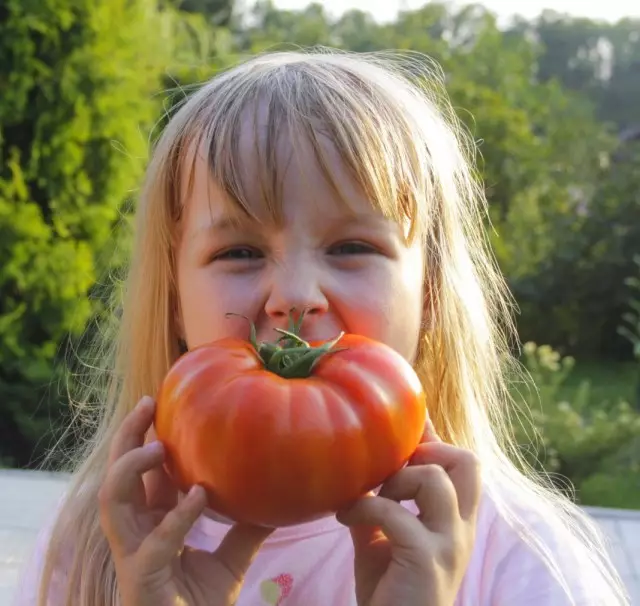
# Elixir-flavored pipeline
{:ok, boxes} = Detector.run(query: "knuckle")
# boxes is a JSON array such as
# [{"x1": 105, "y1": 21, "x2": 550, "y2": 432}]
[
  {"x1": 373, "y1": 496, "x2": 400, "y2": 524},
  {"x1": 460, "y1": 449, "x2": 481, "y2": 473},
  {"x1": 420, "y1": 463, "x2": 448, "y2": 484}
]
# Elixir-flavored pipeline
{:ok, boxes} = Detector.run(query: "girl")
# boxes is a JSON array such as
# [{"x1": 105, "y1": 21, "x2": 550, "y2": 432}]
[{"x1": 14, "y1": 49, "x2": 629, "y2": 605}]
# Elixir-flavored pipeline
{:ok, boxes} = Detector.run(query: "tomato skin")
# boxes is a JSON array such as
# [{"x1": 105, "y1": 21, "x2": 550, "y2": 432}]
[{"x1": 155, "y1": 333, "x2": 427, "y2": 527}]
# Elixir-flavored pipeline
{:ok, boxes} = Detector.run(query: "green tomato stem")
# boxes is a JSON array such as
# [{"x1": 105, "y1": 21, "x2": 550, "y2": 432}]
[{"x1": 226, "y1": 308, "x2": 344, "y2": 378}]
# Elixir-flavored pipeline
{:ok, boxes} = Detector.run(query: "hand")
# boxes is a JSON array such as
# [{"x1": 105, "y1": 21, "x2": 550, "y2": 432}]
[
  {"x1": 98, "y1": 396, "x2": 273, "y2": 606},
  {"x1": 336, "y1": 419, "x2": 481, "y2": 606}
]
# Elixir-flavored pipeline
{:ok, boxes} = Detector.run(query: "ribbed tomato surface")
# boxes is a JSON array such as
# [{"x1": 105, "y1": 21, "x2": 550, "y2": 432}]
[{"x1": 155, "y1": 333, "x2": 426, "y2": 527}]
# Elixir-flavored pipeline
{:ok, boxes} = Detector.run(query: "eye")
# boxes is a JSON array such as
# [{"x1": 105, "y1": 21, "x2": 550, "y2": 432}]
[
  {"x1": 211, "y1": 247, "x2": 264, "y2": 261},
  {"x1": 328, "y1": 241, "x2": 377, "y2": 255}
]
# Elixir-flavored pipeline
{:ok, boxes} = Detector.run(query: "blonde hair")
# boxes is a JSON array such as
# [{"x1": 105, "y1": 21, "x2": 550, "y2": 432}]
[{"x1": 37, "y1": 49, "x2": 629, "y2": 604}]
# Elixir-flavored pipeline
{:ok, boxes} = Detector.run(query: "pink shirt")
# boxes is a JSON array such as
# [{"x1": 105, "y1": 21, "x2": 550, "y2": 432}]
[{"x1": 12, "y1": 489, "x2": 618, "y2": 605}]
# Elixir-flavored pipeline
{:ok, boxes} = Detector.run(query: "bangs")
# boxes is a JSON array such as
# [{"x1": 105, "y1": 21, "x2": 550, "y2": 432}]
[{"x1": 174, "y1": 56, "x2": 432, "y2": 240}]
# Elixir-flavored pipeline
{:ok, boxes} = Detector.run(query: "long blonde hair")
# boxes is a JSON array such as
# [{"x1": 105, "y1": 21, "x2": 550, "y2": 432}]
[{"x1": 37, "y1": 49, "x2": 629, "y2": 604}]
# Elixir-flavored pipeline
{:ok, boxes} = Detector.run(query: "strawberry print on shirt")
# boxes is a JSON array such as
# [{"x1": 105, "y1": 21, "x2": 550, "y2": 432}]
[{"x1": 260, "y1": 573, "x2": 294, "y2": 605}]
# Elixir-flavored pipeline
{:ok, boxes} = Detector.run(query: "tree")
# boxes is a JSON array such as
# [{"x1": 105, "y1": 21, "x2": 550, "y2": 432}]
[
  {"x1": 0, "y1": 0, "x2": 172, "y2": 467},
  {"x1": 172, "y1": 0, "x2": 235, "y2": 26},
  {"x1": 509, "y1": 11, "x2": 640, "y2": 129},
  {"x1": 239, "y1": 1, "x2": 335, "y2": 52}
]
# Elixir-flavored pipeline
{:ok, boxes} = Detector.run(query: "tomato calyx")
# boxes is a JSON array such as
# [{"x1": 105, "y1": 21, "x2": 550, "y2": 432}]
[{"x1": 226, "y1": 309, "x2": 344, "y2": 379}]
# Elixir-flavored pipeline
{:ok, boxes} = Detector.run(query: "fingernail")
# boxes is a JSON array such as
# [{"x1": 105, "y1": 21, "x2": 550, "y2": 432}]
[
  {"x1": 144, "y1": 440, "x2": 163, "y2": 455},
  {"x1": 137, "y1": 396, "x2": 154, "y2": 412}
]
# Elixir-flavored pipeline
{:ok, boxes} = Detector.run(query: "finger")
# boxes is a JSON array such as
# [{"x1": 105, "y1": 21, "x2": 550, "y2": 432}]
[
  {"x1": 105, "y1": 441, "x2": 165, "y2": 504},
  {"x1": 144, "y1": 423, "x2": 158, "y2": 444},
  {"x1": 213, "y1": 524, "x2": 275, "y2": 582},
  {"x1": 344, "y1": 522, "x2": 390, "y2": 590},
  {"x1": 378, "y1": 465, "x2": 457, "y2": 533},
  {"x1": 346, "y1": 522, "x2": 386, "y2": 552},
  {"x1": 107, "y1": 396, "x2": 155, "y2": 467},
  {"x1": 420, "y1": 412, "x2": 442, "y2": 444},
  {"x1": 179, "y1": 522, "x2": 275, "y2": 603},
  {"x1": 409, "y1": 443, "x2": 481, "y2": 521},
  {"x1": 138, "y1": 484, "x2": 208, "y2": 572},
  {"x1": 143, "y1": 423, "x2": 179, "y2": 511},
  {"x1": 337, "y1": 495, "x2": 429, "y2": 554},
  {"x1": 144, "y1": 463, "x2": 179, "y2": 511},
  {"x1": 334, "y1": 490, "x2": 384, "y2": 551},
  {"x1": 99, "y1": 441, "x2": 165, "y2": 553}
]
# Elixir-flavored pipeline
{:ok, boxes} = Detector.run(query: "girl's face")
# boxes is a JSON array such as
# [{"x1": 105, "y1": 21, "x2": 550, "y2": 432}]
[{"x1": 175, "y1": 129, "x2": 426, "y2": 365}]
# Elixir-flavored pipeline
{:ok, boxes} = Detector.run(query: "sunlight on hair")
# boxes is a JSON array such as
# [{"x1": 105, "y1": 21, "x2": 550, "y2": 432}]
[{"x1": 35, "y1": 48, "x2": 629, "y2": 605}]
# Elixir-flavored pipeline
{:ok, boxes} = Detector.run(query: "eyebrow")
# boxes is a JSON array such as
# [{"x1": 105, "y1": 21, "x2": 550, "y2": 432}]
[
  {"x1": 326, "y1": 212, "x2": 395, "y2": 231},
  {"x1": 192, "y1": 210, "x2": 393, "y2": 240},
  {"x1": 192, "y1": 215, "x2": 258, "y2": 238}
]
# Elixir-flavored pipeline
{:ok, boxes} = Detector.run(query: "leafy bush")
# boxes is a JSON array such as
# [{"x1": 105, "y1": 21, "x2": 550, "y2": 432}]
[
  {"x1": 514, "y1": 342, "x2": 640, "y2": 508},
  {"x1": 0, "y1": 0, "x2": 172, "y2": 467},
  {"x1": 618, "y1": 254, "x2": 640, "y2": 410}
]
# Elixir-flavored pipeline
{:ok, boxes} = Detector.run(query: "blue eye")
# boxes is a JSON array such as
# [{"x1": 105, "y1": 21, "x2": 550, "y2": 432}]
[
  {"x1": 213, "y1": 247, "x2": 263, "y2": 261},
  {"x1": 329, "y1": 242, "x2": 376, "y2": 255}
]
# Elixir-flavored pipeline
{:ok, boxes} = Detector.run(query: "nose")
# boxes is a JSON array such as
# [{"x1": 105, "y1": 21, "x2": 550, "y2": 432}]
[{"x1": 264, "y1": 261, "x2": 329, "y2": 321}]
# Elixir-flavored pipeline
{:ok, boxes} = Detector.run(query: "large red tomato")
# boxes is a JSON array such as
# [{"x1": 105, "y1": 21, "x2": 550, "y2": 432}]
[{"x1": 155, "y1": 319, "x2": 427, "y2": 527}]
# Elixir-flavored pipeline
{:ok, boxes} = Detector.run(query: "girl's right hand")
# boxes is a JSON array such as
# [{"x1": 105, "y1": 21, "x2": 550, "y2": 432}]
[{"x1": 98, "y1": 396, "x2": 273, "y2": 606}]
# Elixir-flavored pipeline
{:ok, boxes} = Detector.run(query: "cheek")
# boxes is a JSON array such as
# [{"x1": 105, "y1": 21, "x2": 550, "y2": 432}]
[
  {"x1": 177, "y1": 268, "x2": 262, "y2": 346},
  {"x1": 383, "y1": 278, "x2": 424, "y2": 363},
  {"x1": 384, "y1": 249, "x2": 426, "y2": 361},
  {"x1": 335, "y1": 264, "x2": 424, "y2": 362}
]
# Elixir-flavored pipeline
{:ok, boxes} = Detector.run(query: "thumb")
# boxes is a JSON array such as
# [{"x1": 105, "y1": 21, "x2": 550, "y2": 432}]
[
  {"x1": 143, "y1": 423, "x2": 178, "y2": 511},
  {"x1": 347, "y1": 523, "x2": 386, "y2": 556},
  {"x1": 337, "y1": 497, "x2": 389, "y2": 586},
  {"x1": 337, "y1": 493, "x2": 386, "y2": 554}
]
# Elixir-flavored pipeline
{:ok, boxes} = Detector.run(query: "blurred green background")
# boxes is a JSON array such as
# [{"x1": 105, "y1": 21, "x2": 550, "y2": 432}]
[{"x1": 1, "y1": 0, "x2": 639, "y2": 508}]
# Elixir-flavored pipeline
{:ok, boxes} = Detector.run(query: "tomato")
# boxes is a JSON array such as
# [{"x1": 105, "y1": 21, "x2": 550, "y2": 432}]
[{"x1": 155, "y1": 316, "x2": 427, "y2": 527}]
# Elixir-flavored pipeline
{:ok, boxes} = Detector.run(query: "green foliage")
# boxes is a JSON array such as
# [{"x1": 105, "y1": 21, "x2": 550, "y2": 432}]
[
  {"x1": 618, "y1": 255, "x2": 640, "y2": 360},
  {"x1": 618, "y1": 255, "x2": 640, "y2": 409},
  {"x1": 515, "y1": 11, "x2": 640, "y2": 128},
  {"x1": 515, "y1": 343, "x2": 640, "y2": 508},
  {"x1": 0, "y1": 0, "x2": 173, "y2": 466},
  {"x1": 236, "y1": 1, "x2": 640, "y2": 357},
  {"x1": 173, "y1": 0, "x2": 234, "y2": 26},
  {"x1": 1, "y1": 0, "x2": 640, "y2": 517},
  {"x1": 239, "y1": 1, "x2": 336, "y2": 52},
  {"x1": 438, "y1": 10, "x2": 638, "y2": 356},
  {"x1": 579, "y1": 471, "x2": 640, "y2": 509}
]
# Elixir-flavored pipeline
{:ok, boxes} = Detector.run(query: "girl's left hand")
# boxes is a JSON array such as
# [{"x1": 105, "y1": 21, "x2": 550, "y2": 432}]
[{"x1": 336, "y1": 423, "x2": 481, "y2": 606}]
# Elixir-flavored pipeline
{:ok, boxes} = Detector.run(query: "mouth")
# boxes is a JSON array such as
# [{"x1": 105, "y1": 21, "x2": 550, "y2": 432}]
[
  {"x1": 254, "y1": 328, "x2": 346, "y2": 379},
  {"x1": 225, "y1": 310, "x2": 343, "y2": 348},
  {"x1": 259, "y1": 328, "x2": 343, "y2": 347}
]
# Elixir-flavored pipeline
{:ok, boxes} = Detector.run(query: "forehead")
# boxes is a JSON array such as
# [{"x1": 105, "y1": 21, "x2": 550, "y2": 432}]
[{"x1": 179, "y1": 108, "x2": 385, "y2": 227}]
